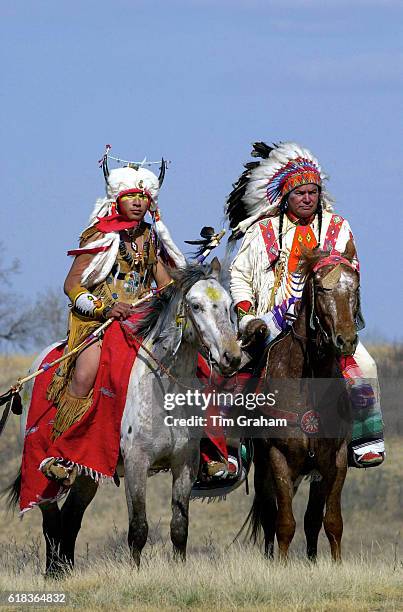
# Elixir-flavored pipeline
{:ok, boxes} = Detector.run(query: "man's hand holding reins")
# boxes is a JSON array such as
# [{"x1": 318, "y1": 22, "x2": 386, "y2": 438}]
[{"x1": 241, "y1": 318, "x2": 269, "y2": 349}]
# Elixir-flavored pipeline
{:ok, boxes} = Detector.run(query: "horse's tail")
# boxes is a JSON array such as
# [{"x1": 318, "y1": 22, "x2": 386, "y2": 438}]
[
  {"x1": 233, "y1": 492, "x2": 265, "y2": 544},
  {"x1": 2, "y1": 466, "x2": 22, "y2": 512},
  {"x1": 248, "y1": 492, "x2": 266, "y2": 544}
]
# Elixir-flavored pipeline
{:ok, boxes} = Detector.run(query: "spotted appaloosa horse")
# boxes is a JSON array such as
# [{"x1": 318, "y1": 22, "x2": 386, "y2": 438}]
[
  {"x1": 248, "y1": 241, "x2": 359, "y2": 562},
  {"x1": 8, "y1": 258, "x2": 241, "y2": 576}
]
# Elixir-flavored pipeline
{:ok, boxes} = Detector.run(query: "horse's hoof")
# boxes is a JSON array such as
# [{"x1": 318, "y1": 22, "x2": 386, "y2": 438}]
[{"x1": 44, "y1": 567, "x2": 68, "y2": 581}]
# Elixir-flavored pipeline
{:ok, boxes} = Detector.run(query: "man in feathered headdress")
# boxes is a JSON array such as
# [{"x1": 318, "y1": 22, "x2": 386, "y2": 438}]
[
  {"x1": 226, "y1": 142, "x2": 384, "y2": 468},
  {"x1": 41, "y1": 152, "x2": 185, "y2": 483}
]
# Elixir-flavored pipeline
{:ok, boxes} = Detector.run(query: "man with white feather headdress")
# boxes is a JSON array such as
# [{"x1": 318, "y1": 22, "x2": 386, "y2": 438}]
[{"x1": 226, "y1": 141, "x2": 384, "y2": 468}]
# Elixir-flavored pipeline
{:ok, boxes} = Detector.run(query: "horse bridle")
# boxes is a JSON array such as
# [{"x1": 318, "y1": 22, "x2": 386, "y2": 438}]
[
  {"x1": 183, "y1": 300, "x2": 216, "y2": 374},
  {"x1": 131, "y1": 284, "x2": 219, "y2": 389},
  {"x1": 308, "y1": 277, "x2": 330, "y2": 344},
  {"x1": 300, "y1": 260, "x2": 364, "y2": 346}
]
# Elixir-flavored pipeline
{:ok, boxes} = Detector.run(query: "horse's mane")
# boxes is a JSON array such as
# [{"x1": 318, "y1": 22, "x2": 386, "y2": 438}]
[
  {"x1": 133, "y1": 283, "x2": 178, "y2": 341},
  {"x1": 132, "y1": 262, "x2": 223, "y2": 346}
]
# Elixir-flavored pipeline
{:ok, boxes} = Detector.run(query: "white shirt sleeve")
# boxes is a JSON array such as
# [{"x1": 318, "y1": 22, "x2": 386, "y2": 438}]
[{"x1": 229, "y1": 226, "x2": 257, "y2": 307}]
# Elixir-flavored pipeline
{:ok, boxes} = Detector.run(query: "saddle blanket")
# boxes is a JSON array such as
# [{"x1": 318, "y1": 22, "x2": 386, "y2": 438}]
[{"x1": 20, "y1": 317, "x2": 142, "y2": 514}]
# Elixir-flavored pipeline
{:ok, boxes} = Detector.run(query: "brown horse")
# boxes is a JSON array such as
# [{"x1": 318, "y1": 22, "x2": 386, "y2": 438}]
[{"x1": 247, "y1": 241, "x2": 360, "y2": 562}]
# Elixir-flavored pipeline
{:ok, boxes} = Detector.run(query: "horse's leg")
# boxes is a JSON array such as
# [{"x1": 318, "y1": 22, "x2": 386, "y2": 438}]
[
  {"x1": 254, "y1": 444, "x2": 277, "y2": 559},
  {"x1": 170, "y1": 444, "x2": 199, "y2": 561},
  {"x1": 270, "y1": 446, "x2": 295, "y2": 561},
  {"x1": 59, "y1": 474, "x2": 98, "y2": 570},
  {"x1": 323, "y1": 442, "x2": 348, "y2": 562},
  {"x1": 40, "y1": 502, "x2": 62, "y2": 578},
  {"x1": 262, "y1": 488, "x2": 277, "y2": 559},
  {"x1": 124, "y1": 449, "x2": 149, "y2": 568},
  {"x1": 304, "y1": 480, "x2": 326, "y2": 561}
]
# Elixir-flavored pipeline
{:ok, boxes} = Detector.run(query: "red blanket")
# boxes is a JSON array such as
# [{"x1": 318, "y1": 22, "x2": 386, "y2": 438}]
[
  {"x1": 20, "y1": 317, "x2": 141, "y2": 513},
  {"x1": 196, "y1": 355, "x2": 252, "y2": 464}
]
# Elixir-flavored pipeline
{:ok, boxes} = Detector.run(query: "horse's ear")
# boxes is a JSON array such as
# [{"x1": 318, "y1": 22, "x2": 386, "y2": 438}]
[
  {"x1": 210, "y1": 257, "x2": 221, "y2": 280},
  {"x1": 342, "y1": 239, "x2": 356, "y2": 263},
  {"x1": 298, "y1": 245, "x2": 321, "y2": 276}
]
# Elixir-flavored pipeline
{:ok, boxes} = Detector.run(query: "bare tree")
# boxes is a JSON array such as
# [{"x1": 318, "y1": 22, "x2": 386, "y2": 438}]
[
  {"x1": 0, "y1": 245, "x2": 68, "y2": 351},
  {"x1": 24, "y1": 288, "x2": 68, "y2": 348},
  {"x1": 0, "y1": 256, "x2": 28, "y2": 348}
]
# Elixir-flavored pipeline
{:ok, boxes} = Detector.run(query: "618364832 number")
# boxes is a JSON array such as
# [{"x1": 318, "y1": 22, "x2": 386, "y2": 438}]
[{"x1": 5, "y1": 592, "x2": 67, "y2": 605}]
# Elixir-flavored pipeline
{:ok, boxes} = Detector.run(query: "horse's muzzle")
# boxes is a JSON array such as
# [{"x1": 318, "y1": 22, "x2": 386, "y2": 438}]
[
  {"x1": 219, "y1": 341, "x2": 242, "y2": 376},
  {"x1": 334, "y1": 333, "x2": 358, "y2": 356}
]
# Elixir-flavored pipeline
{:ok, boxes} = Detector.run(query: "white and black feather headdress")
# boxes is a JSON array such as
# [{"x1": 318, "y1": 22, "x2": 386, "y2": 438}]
[{"x1": 225, "y1": 141, "x2": 334, "y2": 239}]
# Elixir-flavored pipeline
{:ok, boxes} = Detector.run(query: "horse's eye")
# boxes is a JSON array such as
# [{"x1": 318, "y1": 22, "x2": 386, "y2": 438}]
[{"x1": 192, "y1": 303, "x2": 200, "y2": 311}]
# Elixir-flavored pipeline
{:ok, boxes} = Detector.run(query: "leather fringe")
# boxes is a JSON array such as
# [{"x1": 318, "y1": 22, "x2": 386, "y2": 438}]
[
  {"x1": 47, "y1": 313, "x2": 99, "y2": 408},
  {"x1": 51, "y1": 388, "x2": 93, "y2": 440}
]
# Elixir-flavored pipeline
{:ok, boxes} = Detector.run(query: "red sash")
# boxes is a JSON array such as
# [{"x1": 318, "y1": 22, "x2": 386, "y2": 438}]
[
  {"x1": 258, "y1": 218, "x2": 279, "y2": 266},
  {"x1": 323, "y1": 214, "x2": 345, "y2": 252}
]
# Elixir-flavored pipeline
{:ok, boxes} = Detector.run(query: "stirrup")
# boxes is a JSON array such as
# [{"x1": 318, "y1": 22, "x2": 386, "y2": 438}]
[{"x1": 227, "y1": 455, "x2": 239, "y2": 477}]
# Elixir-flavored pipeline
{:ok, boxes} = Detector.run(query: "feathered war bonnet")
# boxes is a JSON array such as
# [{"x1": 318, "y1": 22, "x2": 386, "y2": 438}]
[
  {"x1": 225, "y1": 141, "x2": 334, "y2": 240},
  {"x1": 76, "y1": 147, "x2": 185, "y2": 288}
]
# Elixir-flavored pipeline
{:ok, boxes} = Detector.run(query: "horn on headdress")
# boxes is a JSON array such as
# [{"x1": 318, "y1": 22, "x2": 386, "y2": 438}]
[
  {"x1": 99, "y1": 144, "x2": 111, "y2": 184},
  {"x1": 158, "y1": 158, "x2": 166, "y2": 188},
  {"x1": 102, "y1": 157, "x2": 109, "y2": 183}
]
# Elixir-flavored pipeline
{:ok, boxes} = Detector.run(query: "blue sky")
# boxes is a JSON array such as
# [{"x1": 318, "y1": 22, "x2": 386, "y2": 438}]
[{"x1": 1, "y1": 0, "x2": 402, "y2": 341}]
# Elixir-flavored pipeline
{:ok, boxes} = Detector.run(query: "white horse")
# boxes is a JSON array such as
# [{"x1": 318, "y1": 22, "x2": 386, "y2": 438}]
[{"x1": 9, "y1": 258, "x2": 241, "y2": 575}]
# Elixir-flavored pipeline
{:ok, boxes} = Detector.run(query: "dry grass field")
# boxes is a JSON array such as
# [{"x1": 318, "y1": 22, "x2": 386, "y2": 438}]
[
  {"x1": 0, "y1": 552, "x2": 402, "y2": 611},
  {"x1": 0, "y1": 347, "x2": 402, "y2": 610}
]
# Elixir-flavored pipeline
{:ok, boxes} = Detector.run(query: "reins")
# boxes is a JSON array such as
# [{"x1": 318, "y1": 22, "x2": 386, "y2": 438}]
[
  {"x1": 124, "y1": 288, "x2": 216, "y2": 391},
  {"x1": 290, "y1": 277, "x2": 330, "y2": 352},
  {"x1": 128, "y1": 329, "x2": 202, "y2": 391}
]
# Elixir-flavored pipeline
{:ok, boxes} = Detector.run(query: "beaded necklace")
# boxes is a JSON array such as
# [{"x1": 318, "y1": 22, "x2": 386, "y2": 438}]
[{"x1": 118, "y1": 225, "x2": 150, "y2": 269}]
